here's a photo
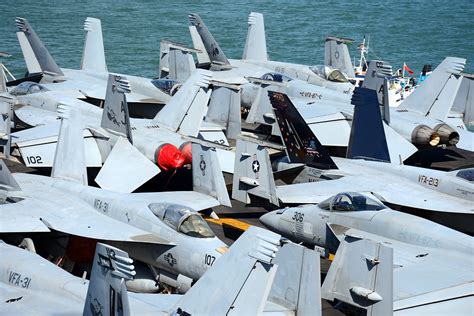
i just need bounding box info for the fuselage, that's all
[13,173,226,285]
[261,203,472,255]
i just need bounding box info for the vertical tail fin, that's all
[159,40,197,81]
[188,13,230,66]
[81,17,108,73]
[242,12,268,62]
[347,87,390,162]
[325,36,355,78]
[153,69,212,137]
[232,138,279,206]
[0,64,6,94]
[362,60,393,105]
[0,70,12,157]
[268,91,338,169]
[101,74,133,143]
[399,57,466,119]
[205,84,241,140]
[189,25,211,67]
[15,17,64,76]
[83,243,135,316]
[173,226,281,315]
[192,142,231,207]
[51,104,88,185]
[321,235,393,316]
[452,75,474,128]
[16,32,42,75]
[96,75,161,193]
[268,242,322,315]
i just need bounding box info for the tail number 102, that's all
[26,155,43,164]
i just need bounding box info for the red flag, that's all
[403,63,414,75]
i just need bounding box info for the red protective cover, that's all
[157,143,185,171]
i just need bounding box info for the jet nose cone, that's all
[259,211,279,231]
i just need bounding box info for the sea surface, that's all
[0,0,473,79]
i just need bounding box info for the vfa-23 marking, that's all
[418,175,440,187]
[8,271,32,289]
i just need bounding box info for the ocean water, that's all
[0,0,473,79]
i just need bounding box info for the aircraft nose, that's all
[259,211,279,231]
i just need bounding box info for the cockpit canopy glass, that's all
[260,72,293,83]
[10,81,49,96]
[148,203,215,238]
[456,169,474,182]
[317,192,386,212]
[151,79,180,95]
[309,65,349,83]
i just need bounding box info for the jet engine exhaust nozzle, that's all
[434,124,459,146]
[411,125,440,147]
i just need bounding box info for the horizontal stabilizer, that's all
[95,137,160,193]
[173,226,281,315]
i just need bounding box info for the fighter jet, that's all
[188,12,355,95]
[0,227,321,315]
[13,17,171,110]
[232,88,474,234]
[4,70,234,192]
[259,191,474,314]
[246,56,470,157]
[364,58,473,151]
[0,100,234,292]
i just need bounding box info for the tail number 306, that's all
[292,211,304,222]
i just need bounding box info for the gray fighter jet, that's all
[13,17,171,107]
[0,227,321,315]
[188,12,355,95]
[0,99,232,292]
[232,88,474,233]
[245,57,470,155]
[259,191,474,314]
[3,70,233,193]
